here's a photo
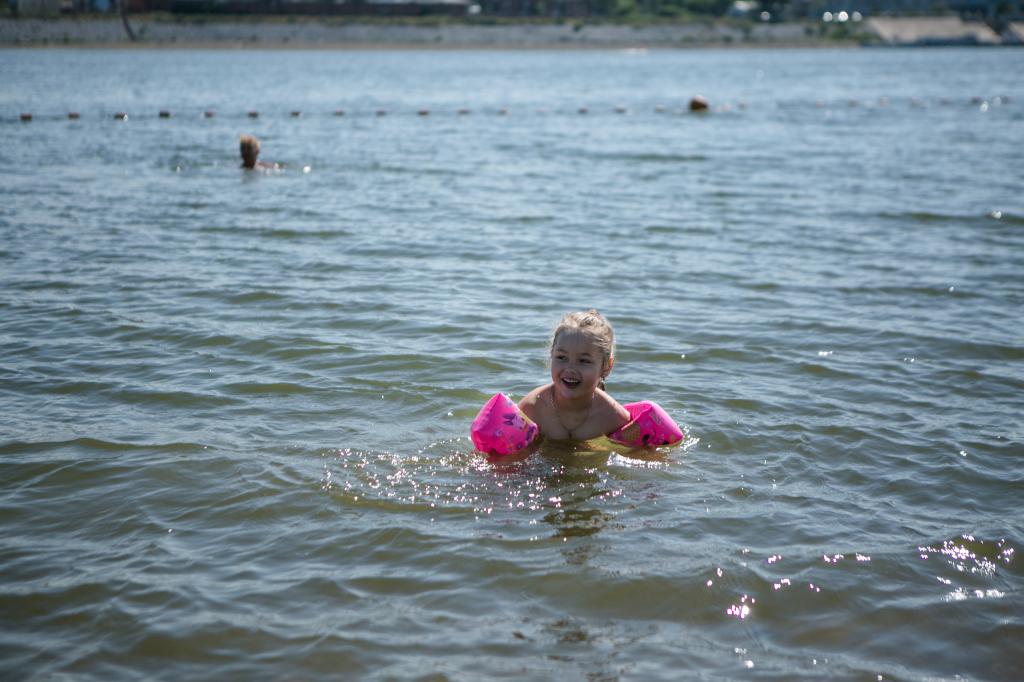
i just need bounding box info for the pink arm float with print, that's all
[470,392,685,456]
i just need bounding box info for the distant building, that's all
[728,0,758,17]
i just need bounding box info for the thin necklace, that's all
[550,387,593,439]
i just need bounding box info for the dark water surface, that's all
[2,47,1023,680]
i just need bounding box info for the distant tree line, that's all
[46,0,1022,21]
[125,0,761,17]
[482,0,740,17]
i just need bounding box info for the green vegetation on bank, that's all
[2,8,742,23]
[0,0,816,22]
[0,10,882,47]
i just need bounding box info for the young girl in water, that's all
[518,310,631,442]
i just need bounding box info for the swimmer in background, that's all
[518,310,631,442]
[239,134,279,170]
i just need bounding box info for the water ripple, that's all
[2,47,1022,681]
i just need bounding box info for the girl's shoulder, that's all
[594,389,631,427]
[518,383,552,415]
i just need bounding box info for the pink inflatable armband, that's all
[608,401,684,448]
[471,393,539,456]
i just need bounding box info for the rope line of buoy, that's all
[12,95,1012,123]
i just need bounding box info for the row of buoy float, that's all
[15,97,714,122]
[14,95,1012,122]
[814,95,1011,109]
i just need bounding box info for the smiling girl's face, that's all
[550,330,610,403]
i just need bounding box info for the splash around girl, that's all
[471,310,685,456]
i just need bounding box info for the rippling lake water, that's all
[2,46,1023,680]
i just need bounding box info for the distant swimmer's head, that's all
[239,134,261,169]
[549,310,616,391]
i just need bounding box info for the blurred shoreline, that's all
[0,15,860,48]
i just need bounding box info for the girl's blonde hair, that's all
[550,310,616,381]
